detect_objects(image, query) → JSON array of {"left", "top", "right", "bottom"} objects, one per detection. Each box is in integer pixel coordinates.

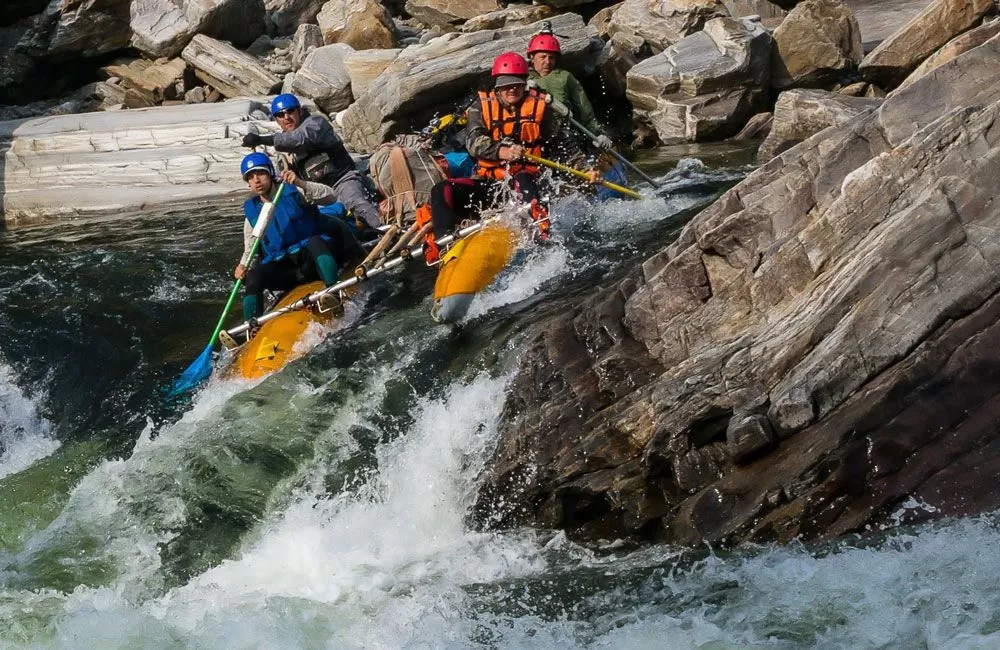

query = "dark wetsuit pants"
[
  {"left": 429, "top": 170, "right": 541, "bottom": 239},
  {"left": 243, "top": 235, "right": 338, "bottom": 320}
]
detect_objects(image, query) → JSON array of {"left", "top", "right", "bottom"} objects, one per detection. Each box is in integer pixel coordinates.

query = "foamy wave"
[{"left": 0, "top": 363, "right": 60, "bottom": 479}]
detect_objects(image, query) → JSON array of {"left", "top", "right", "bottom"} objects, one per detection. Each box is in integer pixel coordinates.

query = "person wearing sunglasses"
[
  {"left": 242, "top": 93, "right": 381, "bottom": 231},
  {"left": 428, "top": 51, "right": 597, "bottom": 245}
]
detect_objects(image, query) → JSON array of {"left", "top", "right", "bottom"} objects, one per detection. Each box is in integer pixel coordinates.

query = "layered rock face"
[{"left": 474, "top": 36, "right": 1000, "bottom": 545}]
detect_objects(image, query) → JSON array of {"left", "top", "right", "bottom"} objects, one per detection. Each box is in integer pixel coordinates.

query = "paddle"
[
  {"left": 166, "top": 182, "right": 287, "bottom": 397},
  {"left": 523, "top": 153, "right": 645, "bottom": 200},
  {"left": 526, "top": 80, "right": 663, "bottom": 191}
]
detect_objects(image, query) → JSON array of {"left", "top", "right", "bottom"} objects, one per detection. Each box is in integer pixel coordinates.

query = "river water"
[{"left": 2, "top": 150, "right": 999, "bottom": 648}]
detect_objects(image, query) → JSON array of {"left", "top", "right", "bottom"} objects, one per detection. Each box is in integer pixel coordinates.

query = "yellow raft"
[
  {"left": 229, "top": 281, "right": 334, "bottom": 380},
  {"left": 430, "top": 223, "right": 518, "bottom": 324}
]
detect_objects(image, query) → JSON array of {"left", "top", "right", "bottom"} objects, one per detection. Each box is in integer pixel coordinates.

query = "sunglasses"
[{"left": 273, "top": 109, "right": 297, "bottom": 119}]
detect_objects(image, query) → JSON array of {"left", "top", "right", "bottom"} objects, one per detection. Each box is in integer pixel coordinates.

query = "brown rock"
[
  {"left": 317, "top": 0, "right": 397, "bottom": 50},
  {"left": 771, "top": 0, "right": 863, "bottom": 89},
  {"left": 404, "top": 0, "right": 501, "bottom": 28},
  {"left": 608, "top": 0, "right": 731, "bottom": 54},
  {"left": 181, "top": 34, "right": 282, "bottom": 98},
  {"left": 894, "top": 18, "right": 1000, "bottom": 92},
  {"left": 858, "top": 0, "right": 993, "bottom": 89},
  {"left": 757, "top": 88, "right": 880, "bottom": 162}
]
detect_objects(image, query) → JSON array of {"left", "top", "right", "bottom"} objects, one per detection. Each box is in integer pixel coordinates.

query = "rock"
[
  {"left": 473, "top": 33, "right": 1000, "bottom": 547},
  {"left": 724, "top": 0, "right": 787, "bottom": 22},
  {"left": 626, "top": 17, "right": 773, "bottom": 144},
  {"left": 0, "top": 100, "right": 275, "bottom": 227},
  {"left": 858, "top": 0, "right": 993, "bottom": 89},
  {"left": 317, "top": 0, "right": 397, "bottom": 49},
  {"left": 607, "top": 0, "right": 731, "bottom": 54},
  {"left": 894, "top": 18, "right": 1000, "bottom": 92},
  {"left": 461, "top": 4, "right": 556, "bottom": 32},
  {"left": 756, "top": 88, "right": 880, "bottom": 161},
  {"left": 184, "top": 86, "right": 207, "bottom": 103},
  {"left": 338, "top": 13, "right": 602, "bottom": 152},
  {"left": 102, "top": 58, "right": 188, "bottom": 106},
  {"left": 131, "top": 0, "right": 267, "bottom": 59},
  {"left": 291, "top": 24, "right": 325, "bottom": 70},
  {"left": 181, "top": 34, "right": 282, "bottom": 98},
  {"left": 46, "top": 0, "right": 132, "bottom": 57},
  {"left": 731, "top": 110, "right": 772, "bottom": 140},
  {"left": 771, "top": 0, "right": 863, "bottom": 89},
  {"left": 266, "top": 0, "right": 326, "bottom": 35},
  {"left": 344, "top": 48, "right": 401, "bottom": 99},
  {"left": 404, "top": 0, "right": 501, "bottom": 28},
  {"left": 288, "top": 43, "right": 355, "bottom": 113}
]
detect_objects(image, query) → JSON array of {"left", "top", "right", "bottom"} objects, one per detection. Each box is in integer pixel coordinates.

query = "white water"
[{"left": 0, "top": 363, "right": 60, "bottom": 479}]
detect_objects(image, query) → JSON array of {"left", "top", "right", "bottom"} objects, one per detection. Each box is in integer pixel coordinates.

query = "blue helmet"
[
  {"left": 271, "top": 93, "right": 300, "bottom": 117},
  {"left": 240, "top": 152, "right": 275, "bottom": 180}
]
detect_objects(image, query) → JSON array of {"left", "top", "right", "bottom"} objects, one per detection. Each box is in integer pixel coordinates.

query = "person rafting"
[
  {"left": 526, "top": 23, "right": 630, "bottom": 201},
  {"left": 428, "top": 51, "right": 597, "bottom": 244},
  {"left": 526, "top": 24, "right": 612, "bottom": 152},
  {"left": 237, "top": 152, "right": 361, "bottom": 324},
  {"left": 241, "top": 93, "right": 382, "bottom": 230}
]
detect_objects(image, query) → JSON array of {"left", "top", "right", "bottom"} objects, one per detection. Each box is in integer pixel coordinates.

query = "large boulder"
[
  {"left": 181, "top": 34, "right": 282, "bottom": 98},
  {"left": 607, "top": 0, "right": 731, "bottom": 54},
  {"left": 626, "top": 17, "right": 773, "bottom": 144},
  {"left": 131, "top": 0, "right": 267, "bottom": 59},
  {"left": 756, "top": 88, "right": 880, "bottom": 161},
  {"left": 473, "top": 35, "right": 1000, "bottom": 546},
  {"left": 291, "top": 24, "right": 325, "bottom": 70},
  {"left": 317, "top": 0, "right": 397, "bottom": 50},
  {"left": 101, "top": 57, "right": 189, "bottom": 107},
  {"left": 0, "top": 100, "right": 273, "bottom": 227},
  {"left": 598, "top": 31, "right": 645, "bottom": 98},
  {"left": 338, "top": 13, "right": 603, "bottom": 152},
  {"left": 404, "top": 0, "right": 501, "bottom": 29},
  {"left": 288, "top": 43, "right": 355, "bottom": 114},
  {"left": 858, "top": 0, "right": 993, "bottom": 89},
  {"left": 771, "top": 0, "right": 863, "bottom": 89}
]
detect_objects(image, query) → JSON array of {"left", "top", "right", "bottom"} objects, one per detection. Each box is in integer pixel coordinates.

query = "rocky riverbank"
[
  {"left": 0, "top": 0, "right": 942, "bottom": 227},
  {"left": 474, "top": 2, "right": 1000, "bottom": 546}
]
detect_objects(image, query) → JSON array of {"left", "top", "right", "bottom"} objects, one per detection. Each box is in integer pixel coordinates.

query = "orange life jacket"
[{"left": 475, "top": 89, "right": 547, "bottom": 180}]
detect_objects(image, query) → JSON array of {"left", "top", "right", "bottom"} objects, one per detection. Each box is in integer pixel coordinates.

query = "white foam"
[{"left": 0, "top": 362, "right": 60, "bottom": 479}]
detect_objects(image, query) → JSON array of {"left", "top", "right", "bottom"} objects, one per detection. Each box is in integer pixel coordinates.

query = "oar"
[
  {"left": 167, "top": 182, "right": 287, "bottom": 397},
  {"left": 525, "top": 80, "right": 662, "bottom": 191},
  {"left": 523, "top": 153, "right": 644, "bottom": 200}
]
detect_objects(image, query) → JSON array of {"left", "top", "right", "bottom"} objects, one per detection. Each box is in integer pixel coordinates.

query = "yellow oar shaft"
[{"left": 524, "top": 153, "right": 644, "bottom": 200}]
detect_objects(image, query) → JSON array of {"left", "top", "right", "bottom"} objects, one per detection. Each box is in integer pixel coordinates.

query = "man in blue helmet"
[
  {"left": 242, "top": 93, "right": 381, "bottom": 230},
  {"left": 237, "top": 152, "right": 365, "bottom": 324}
]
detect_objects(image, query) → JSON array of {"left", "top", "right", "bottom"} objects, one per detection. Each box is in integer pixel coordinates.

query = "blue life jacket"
[
  {"left": 244, "top": 186, "right": 323, "bottom": 264},
  {"left": 597, "top": 161, "right": 629, "bottom": 202},
  {"left": 444, "top": 151, "right": 475, "bottom": 178}
]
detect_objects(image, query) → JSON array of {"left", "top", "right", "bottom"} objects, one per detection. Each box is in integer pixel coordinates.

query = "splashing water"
[{"left": 0, "top": 363, "right": 60, "bottom": 480}]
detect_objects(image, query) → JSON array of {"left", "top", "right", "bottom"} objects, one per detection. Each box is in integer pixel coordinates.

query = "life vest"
[
  {"left": 475, "top": 89, "right": 546, "bottom": 180},
  {"left": 244, "top": 186, "right": 323, "bottom": 264}
]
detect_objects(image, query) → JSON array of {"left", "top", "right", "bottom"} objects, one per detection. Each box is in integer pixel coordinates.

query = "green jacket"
[{"left": 528, "top": 68, "right": 603, "bottom": 137}]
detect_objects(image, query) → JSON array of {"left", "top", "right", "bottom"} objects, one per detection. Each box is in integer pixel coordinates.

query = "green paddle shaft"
[
  {"left": 203, "top": 181, "right": 287, "bottom": 348},
  {"left": 524, "top": 153, "right": 644, "bottom": 200}
]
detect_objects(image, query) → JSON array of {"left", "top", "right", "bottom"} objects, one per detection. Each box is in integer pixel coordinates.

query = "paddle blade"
[{"left": 167, "top": 345, "right": 215, "bottom": 398}]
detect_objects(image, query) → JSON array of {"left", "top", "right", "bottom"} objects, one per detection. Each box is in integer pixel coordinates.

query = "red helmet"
[
  {"left": 491, "top": 51, "right": 529, "bottom": 78},
  {"left": 527, "top": 33, "right": 561, "bottom": 56}
]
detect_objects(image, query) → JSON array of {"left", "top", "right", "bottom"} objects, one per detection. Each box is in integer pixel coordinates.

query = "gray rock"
[
  {"left": 727, "top": 413, "right": 776, "bottom": 462},
  {"left": 344, "top": 48, "right": 402, "bottom": 99},
  {"left": 757, "top": 88, "right": 880, "bottom": 162},
  {"left": 405, "top": 0, "right": 501, "bottom": 28},
  {"left": 181, "top": 34, "right": 282, "bottom": 98},
  {"left": 1, "top": 100, "right": 275, "bottom": 227},
  {"left": 608, "top": 0, "right": 731, "bottom": 54},
  {"left": 461, "top": 4, "right": 556, "bottom": 32},
  {"left": 266, "top": 0, "right": 326, "bottom": 35},
  {"left": 894, "top": 18, "right": 1000, "bottom": 92},
  {"left": 291, "top": 24, "right": 325, "bottom": 70},
  {"left": 131, "top": 0, "right": 267, "bottom": 59},
  {"left": 626, "top": 17, "right": 773, "bottom": 144},
  {"left": 289, "top": 43, "right": 355, "bottom": 113}
]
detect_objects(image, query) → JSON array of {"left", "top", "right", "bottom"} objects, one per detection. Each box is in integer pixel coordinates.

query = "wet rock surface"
[{"left": 475, "top": 36, "right": 1000, "bottom": 546}]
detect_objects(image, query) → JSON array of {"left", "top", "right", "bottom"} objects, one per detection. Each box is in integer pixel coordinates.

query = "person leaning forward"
[
  {"left": 242, "top": 93, "right": 382, "bottom": 230},
  {"left": 428, "top": 52, "right": 598, "bottom": 244}
]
